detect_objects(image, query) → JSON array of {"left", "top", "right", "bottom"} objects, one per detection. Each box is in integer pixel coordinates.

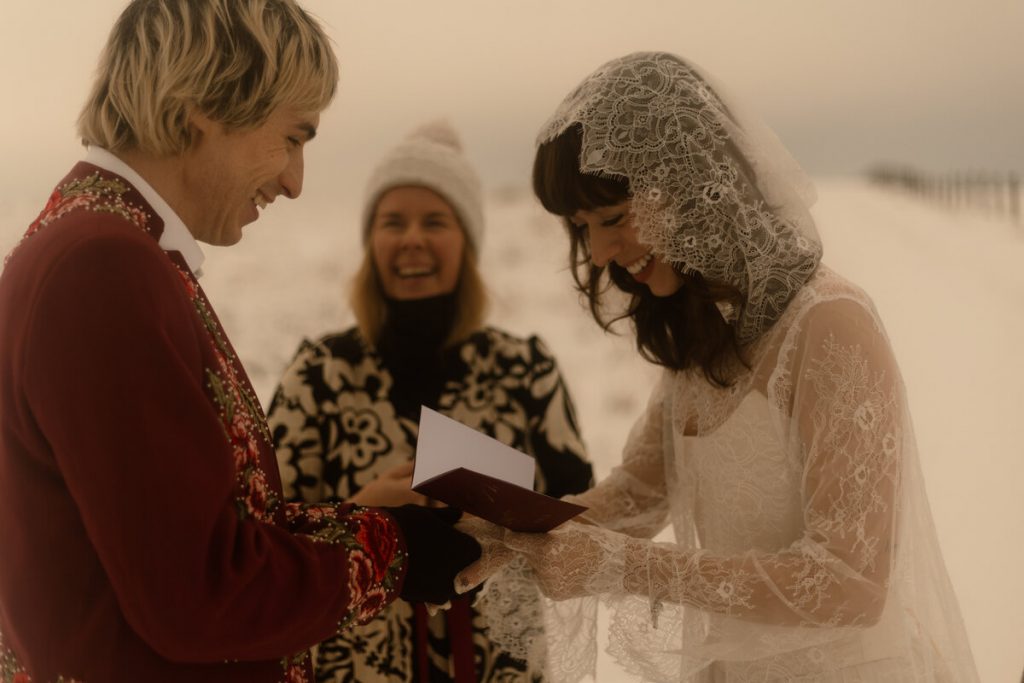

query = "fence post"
[
  {"left": 1010, "top": 172, "right": 1020, "bottom": 224},
  {"left": 868, "top": 165, "right": 1021, "bottom": 225},
  {"left": 994, "top": 172, "right": 1005, "bottom": 214}
]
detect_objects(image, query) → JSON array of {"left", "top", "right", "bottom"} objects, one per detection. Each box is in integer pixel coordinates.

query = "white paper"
[{"left": 412, "top": 406, "right": 535, "bottom": 489}]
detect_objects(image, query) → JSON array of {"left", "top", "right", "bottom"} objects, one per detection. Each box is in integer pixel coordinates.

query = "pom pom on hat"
[
  {"left": 411, "top": 120, "right": 463, "bottom": 151},
  {"left": 362, "top": 120, "right": 484, "bottom": 252}
]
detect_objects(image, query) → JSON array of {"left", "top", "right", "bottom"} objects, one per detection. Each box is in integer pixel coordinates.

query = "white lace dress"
[{"left": 480, "top": 266, "right": 978, "bottom": 682}]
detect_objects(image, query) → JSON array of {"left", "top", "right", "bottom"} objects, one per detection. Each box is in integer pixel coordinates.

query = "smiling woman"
[
  {"left": 266, "top": 120, "right": 594, "bottom": 682},
  {"left": 370, "top": 185, "right": 467, "bottom": 301},
  {"left": 455, "top": 50, "right": 981, "bottom": 683},
  {"left": 569, "top": 201, "right": 684, "bottom": 296}
]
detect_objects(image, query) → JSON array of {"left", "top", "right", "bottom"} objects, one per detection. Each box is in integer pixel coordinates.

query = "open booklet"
[{"left": 411, "top": 406, "right": 587, "bottom": 532}]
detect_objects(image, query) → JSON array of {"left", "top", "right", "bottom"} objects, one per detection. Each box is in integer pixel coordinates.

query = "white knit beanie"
[{"left": 362, "top": 120, "right": 484, "bottom": 252}]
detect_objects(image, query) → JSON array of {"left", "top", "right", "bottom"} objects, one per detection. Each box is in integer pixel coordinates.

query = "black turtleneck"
[{"left": 376, "top": 292, "right": 460, "bottom": 417}]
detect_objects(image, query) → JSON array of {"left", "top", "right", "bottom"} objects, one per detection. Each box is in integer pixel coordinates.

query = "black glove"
[{"left": 381, "top": 505, "right": 482, "bottom": 604}]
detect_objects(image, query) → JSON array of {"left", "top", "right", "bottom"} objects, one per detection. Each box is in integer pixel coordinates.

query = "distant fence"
[{"left": 866, "top": 165, "right": 1021, "bottom": 223}]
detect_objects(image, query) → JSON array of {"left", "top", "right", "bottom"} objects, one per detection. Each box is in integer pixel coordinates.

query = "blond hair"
[
  {"left": 350, "top": 245, "right": 489, "bottom": 348},
  {"left": 78, "top": 0, "right": 338, "bottom": 155}
]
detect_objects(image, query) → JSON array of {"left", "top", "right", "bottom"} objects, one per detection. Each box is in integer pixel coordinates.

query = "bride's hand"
[
  {"left": 455, "top": 518, "right": 626, "bottom": 601},
  {"left": 501, "top": 522, "right": 625, "bottom": 601},
  {"left": 453, "top": 516, "right": 514, "bottom": 594}
]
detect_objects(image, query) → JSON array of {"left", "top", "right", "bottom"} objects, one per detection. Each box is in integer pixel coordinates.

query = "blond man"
[{"left": 0, "top": 2, "right": 479, "bottom": 681}]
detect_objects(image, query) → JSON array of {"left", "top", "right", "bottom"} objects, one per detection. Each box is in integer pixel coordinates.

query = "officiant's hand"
[
  {"left": 350, "top": 462, "right": 432, "bottom": 508},
  {"left": 382, "top": 505, "right": 481, "bottom": 604}
]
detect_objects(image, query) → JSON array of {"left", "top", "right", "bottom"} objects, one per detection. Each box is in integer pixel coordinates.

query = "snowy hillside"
[{"left": 2, "top": 178, "right": 1021, "bottom": 681}]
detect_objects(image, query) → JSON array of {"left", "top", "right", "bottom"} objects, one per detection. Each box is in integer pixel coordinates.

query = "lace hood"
[{"left": 537, "top": 51, "right": 823, "bottom": 344}]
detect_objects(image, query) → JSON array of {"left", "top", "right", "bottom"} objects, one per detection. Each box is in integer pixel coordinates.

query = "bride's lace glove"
[
  {"left": 381, "top": 505, "right": 481, "bottom": 604},
  {"left": 453, "top": 515, "right": 514, "bottom": 594},
  {"left": 500, "top": 521, "right": 630, "bottom": 601}
]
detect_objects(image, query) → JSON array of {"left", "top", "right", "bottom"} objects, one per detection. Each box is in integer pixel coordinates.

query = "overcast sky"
[{"left": 1, "top": 0, "right": 1021, "bottom": 214}]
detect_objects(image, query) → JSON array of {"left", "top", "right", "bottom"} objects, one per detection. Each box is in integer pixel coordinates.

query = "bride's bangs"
[{"left": 533, "top": 124, "right": 629, "bottom": 218}]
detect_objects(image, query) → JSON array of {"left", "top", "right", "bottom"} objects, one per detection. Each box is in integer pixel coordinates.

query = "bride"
[{"left": 457, "top": 51, "right": 979, "bottom": 682}]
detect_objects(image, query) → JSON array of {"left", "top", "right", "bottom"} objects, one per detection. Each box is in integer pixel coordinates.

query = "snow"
[{"left": 3, "top": 178, "right": 1022, "bottom": 681}]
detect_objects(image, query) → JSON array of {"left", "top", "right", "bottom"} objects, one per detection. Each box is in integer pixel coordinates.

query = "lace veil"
[{"left": 537, "top": 51, "right": 822, "bottom": 343}]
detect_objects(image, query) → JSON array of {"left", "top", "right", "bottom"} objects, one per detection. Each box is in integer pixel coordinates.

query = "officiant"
[{"left": 266, "top": 119, "right": 593, "bottom": 682}]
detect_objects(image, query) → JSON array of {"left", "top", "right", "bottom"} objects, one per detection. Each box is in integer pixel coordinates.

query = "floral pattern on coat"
[
  {"left": 267, "top": 326, "right": 593, "bottom": 682},
  {"left": 5, "top": 173, "right": 152, "bottom": 270},
  {"left": 170, "top": 261, "right": 279, "bottom": 521}
]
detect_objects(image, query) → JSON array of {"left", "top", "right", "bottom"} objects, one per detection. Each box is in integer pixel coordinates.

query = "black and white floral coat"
[{"left": 267, "top": 325, "right": 592, "bottom": 682}]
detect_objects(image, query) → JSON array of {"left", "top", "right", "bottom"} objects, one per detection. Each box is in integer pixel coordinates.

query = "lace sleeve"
[
  {"left": 622, "top": 299, "right": 900, "bottom": 628},
  {"left": 484, "top": 299, "right": 907, "bottom": 680},
  {"left": 564, "top": 371, "right": 672, "bottom": 539},
  {"left": 466, "top": 374, "right": 672, "bottom": 679}
]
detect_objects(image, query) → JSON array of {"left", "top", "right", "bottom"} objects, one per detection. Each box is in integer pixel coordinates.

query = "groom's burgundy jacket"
[{"left": 0, "top": 163, "right": 406, "bottom": 682}]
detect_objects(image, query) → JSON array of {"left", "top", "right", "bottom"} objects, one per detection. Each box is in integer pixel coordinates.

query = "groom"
[{"left": 0, "top": 1, "right": 479, "bottom": 681}]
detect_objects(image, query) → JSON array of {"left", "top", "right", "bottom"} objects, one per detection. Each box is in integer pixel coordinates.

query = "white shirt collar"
[{"left": 84, "top": 147, "right": 206, "bottom": 278}]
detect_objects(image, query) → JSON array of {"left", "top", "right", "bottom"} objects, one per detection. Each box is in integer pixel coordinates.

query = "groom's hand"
[{"left": 382, "top": 505, "right": 481, "bottom": 604}]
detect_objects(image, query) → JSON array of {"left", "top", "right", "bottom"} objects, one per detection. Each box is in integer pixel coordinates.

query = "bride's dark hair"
[{"left": 533, "top": 124, "right": 747, "bottom": 387}]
